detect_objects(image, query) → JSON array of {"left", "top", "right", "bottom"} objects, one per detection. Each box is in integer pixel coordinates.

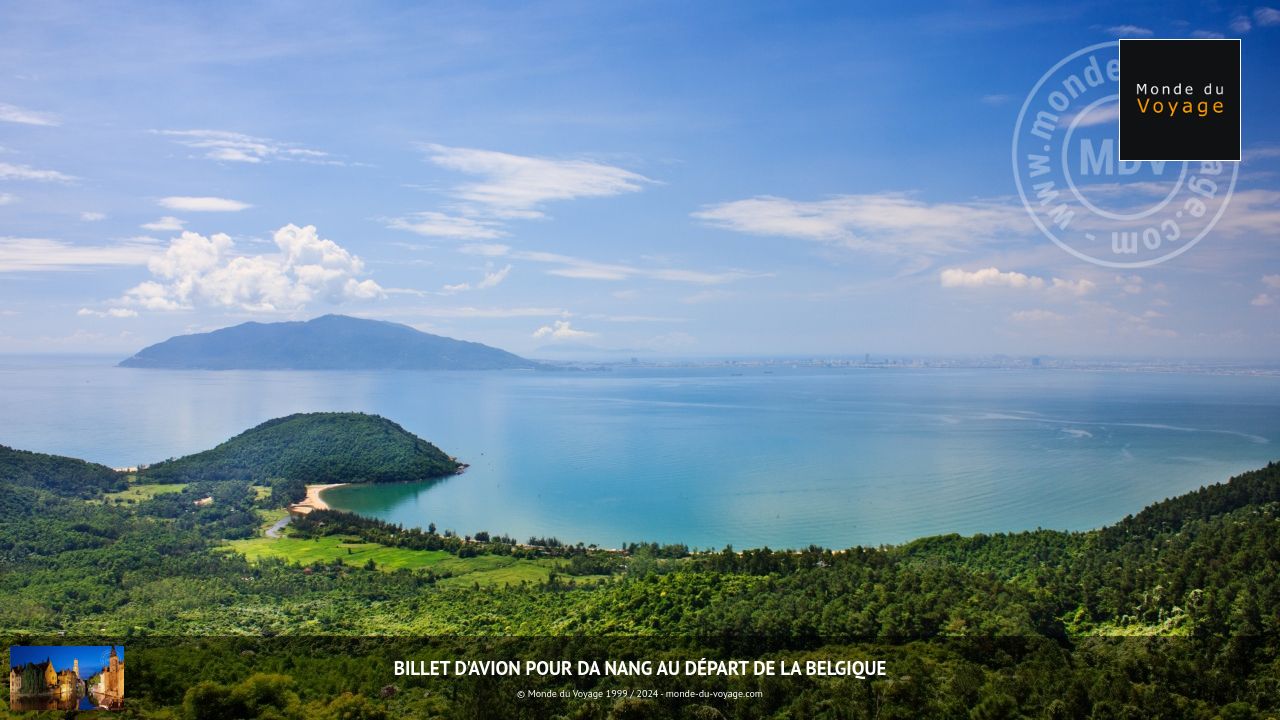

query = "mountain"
[
  {"left": 118, "top": 314, "right": 542, "bottom": 370},
  {"left": 139, "top": 412, "right": 462, "bottom": 485}
]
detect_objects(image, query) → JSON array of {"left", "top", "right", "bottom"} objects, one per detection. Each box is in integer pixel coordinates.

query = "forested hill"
[
  {"left": 0, "top": 444, "right": 124, "bottom": 498},
  {"left": 139, "top": 412, "right": 462, "bottom": 486},
  {"left": 118, "top": 314, "right": 543, "bottom": 370}
]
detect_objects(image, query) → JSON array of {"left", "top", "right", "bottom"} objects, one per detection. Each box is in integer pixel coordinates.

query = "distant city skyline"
[{"left": 1, "top": 1, "right": 1278, "bottom": 359}]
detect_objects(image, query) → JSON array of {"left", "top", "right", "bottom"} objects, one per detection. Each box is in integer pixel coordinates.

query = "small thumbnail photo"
[{"left": 9, "top": 645, "right": 124, "bottom": 712}]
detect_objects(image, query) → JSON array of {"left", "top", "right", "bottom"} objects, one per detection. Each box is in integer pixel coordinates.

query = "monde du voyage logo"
[{"left": 1013, "top": 40, "right": 1240, "bottom": 268}]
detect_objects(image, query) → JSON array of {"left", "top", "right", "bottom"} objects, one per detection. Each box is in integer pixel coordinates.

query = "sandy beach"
[{"left": 288, "top": 483, "right": 348, "bottom": 515}]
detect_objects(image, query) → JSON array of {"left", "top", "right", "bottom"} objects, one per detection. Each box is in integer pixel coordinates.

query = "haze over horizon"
[{"left": 1, "top": 2, "right": 1279, "bottom": 360}]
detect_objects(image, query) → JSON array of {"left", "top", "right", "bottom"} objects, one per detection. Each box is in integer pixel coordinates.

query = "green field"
[
  {"left": 98, "top": 481, "right": 188, "bottom": 504},
  {"left": 224, "top": 534, "right": 575, "bottom": 586}
]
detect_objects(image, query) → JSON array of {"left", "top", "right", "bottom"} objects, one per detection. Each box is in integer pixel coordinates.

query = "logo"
[{"left": 1012, "top": 42, "right": 1237, "bottom": 268}]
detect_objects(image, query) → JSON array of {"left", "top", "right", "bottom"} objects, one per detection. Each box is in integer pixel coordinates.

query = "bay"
[{"left": 1, "top": 354, "right": 1276, "bottom": 549}]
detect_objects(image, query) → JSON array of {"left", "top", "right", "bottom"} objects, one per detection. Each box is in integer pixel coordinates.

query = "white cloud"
[
  {"left": 415, "top": 306, "right": 562, "bottom": 319},
  {"left": 459, "top": 243, "right": 511, "bottom": 257},
  {"left": 1230, "top": 15, "right": 1252, "bottom": 33},
  {"left": 142, "top": 216, "right": 186, "bottom": 231},
  {"left": 1050, "top": 277, "right": 1097, "bottom": 295},
  {"left": 477, "top": 264, "right": 511, "bottom": 289},
  {"left": 158, "top": 196, "right": 251, "bottom": 212},
  {"left": 418, "top": 143, "right": 653, "bottom": 219},
  {"left": 0, "top": 193, "right": 15, "bottom": 205},
  {"left": 1190, "top": 30, "right": 1225, "bottom": 38},
  {"left": 1105, "top": 24, "right": 1154, "bottom": 36},
  {"left": 1244, "top": 144, "right": 1280, "bottom": 161},
  {"left": 1254, "top": 7, "right": 1280, "bottom": 26},
  {"left": 115, "top": 224, "right": 383, "bottom": 312},
  {"left": 1251, "top": 293, "right": 1274, "bottom": 307},
  {"left": 77, "top": 307, "right": 138, "bottom": 318},
  {"left": 440, "top": 264, "right": 513, "bottom": 294},
  {"left": 0, "top": 162, "right": 75, "bottom": 182},
  {"left": 1208, "top": 190, "right": 1280, "bottom": 236},
  {"left": 1010, "top": 309, "right": 1066, "bottom": 323},
  {"left": 941, "top": 267, "right": 1040, "bottom": 289},
  {"left": 0, "top": 103, "right": 59, "bottom": 126},
  {"left": 1262, "top": 274, "right": 1280, "bottom": 289},
  {"left": 940, "top": 267, "right": 1095, "bottom": 295},
  {"left": 1119, "top": 274, "right": 1144, "bottom": 295},
  {"left": 694, "top": 192, "right": 1023, "bottom": 254},
  {"left": 386, "top": 211, "right": 505, "bottom": 239},
  {"left": 512, "top": 250, "right": 765, "bottom": 285},
  {"left": 533, "top": 320, "right": 595, "bottom": 340},
  {"left": 156, "top": 129, "right": 337, "bottom": 164},
  {"left": 80, "top": 212, "right": 106, "bottom": 222},
  {"left": 1065, "top": 101, "right": 1119, "bottom": 128},
  {"left": 0, "top": 237, "right": 160, "bottom": 271}
]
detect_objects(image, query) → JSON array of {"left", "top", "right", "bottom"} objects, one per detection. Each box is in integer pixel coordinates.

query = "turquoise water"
[{"left": 1, "top": 355, "right": 1277, "bottom": 549}]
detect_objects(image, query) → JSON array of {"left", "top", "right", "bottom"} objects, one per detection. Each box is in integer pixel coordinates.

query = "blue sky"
[
  {"left": 10, "top": 645, "right": 121, "bottom": 678},
  {"left": 1, "top": 1, "right": 1278, "bottom": 359}
]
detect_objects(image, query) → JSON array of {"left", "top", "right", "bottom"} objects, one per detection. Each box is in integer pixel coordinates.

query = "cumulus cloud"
[
  {"left": 142, "top": 216, "right": 186, "bottom": 232},
  {"left": 0, "top": 237, "right": 160, "bottom": 271},
  {"left": 0, "top": 162, "right": 75, "bottom": 182},
  {"left": 0, "top": 102, "right": 59, "bottom": 126},
  {"left": 694, "top": 192, "right": 1024, "bottom": 255},
  {"left": 156, "top": 129, "right": 337, "bottom": 164},
  {"left": 1251, "top": 293, "right": 1274, "bottom": 307},
  {"left": 158, "top": 196, "right": 251, "bottom": 212},
  {"left": 1230, "top": 15, "right": 1252, "bottom": 33},
  {"left": 1262, "top": 274, "right": 1280, "bottom": 289},
  {"left": 533, "top": 320, "right": 595, "bottom": 340},
  {"left": 115, "top": 224, "right": 383, "bottom": 312},
  {"left": 939, "top": 267, "right": 1095, "bottom": 295}
]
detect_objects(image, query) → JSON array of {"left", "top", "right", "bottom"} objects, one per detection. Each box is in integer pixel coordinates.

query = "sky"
[
  {"left": 0, "top": 1, "right": 1278, "bottom": 360},
  {"left": 10, "top": 645, "right": 122, "bottom": 678}
]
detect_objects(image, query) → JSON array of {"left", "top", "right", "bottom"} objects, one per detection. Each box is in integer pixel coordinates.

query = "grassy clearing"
[
  {"left": 222, "top": 534, "right": 572, "bottom": 586},
  {"left": 98, "top": 482, "right": 187, "bottom": 504}
]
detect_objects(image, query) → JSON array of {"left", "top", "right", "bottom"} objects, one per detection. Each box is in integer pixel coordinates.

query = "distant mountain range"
[{"left": 118, "top": 314, "right": 543, "bottom": 370}]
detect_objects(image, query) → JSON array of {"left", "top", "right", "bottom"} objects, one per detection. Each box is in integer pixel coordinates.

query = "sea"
[{"left": 2, "top": 354, "right": 1277, "bottom": 550}]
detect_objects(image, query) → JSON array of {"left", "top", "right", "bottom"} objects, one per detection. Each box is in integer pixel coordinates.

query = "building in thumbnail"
[
  {"left": 93, "top": 646, "right": 124, "bottom": 708},
  {"left": 9, "top": 656, "right": 80, "bottom": 699}
]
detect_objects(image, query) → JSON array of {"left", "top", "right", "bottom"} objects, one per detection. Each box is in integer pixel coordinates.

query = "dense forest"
[
  {"left": 1, "top": 421, "right": 1277, "bottom": 719},
  {"left": 138, "top": 412, "right": 462, "bottom": 498}
]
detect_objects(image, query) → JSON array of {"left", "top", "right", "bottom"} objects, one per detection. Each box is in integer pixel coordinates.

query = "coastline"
[{"left": 288, "top": 483, "right": 348, "bottom": 515}]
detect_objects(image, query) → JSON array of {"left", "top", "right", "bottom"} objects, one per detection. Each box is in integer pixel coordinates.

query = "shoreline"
[{"left": 288, "top": 483, "right": 348, "bottom": 515}]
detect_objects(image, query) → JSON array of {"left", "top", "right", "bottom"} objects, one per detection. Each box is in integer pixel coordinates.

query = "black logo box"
[{"left": 1119, "top": 38, "right": 1241, "bottom": 162}]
